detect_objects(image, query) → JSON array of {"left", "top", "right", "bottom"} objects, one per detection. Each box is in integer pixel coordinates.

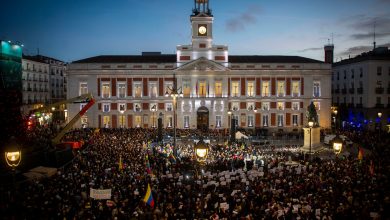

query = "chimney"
[{"left": 324, "top": 44, "right": 334, "bottom": 64}]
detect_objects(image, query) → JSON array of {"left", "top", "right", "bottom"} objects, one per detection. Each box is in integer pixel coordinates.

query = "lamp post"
[
  {"left": 4, "top": 137, "right": 22, "bottom": 187},
  {"left": 194, "top": 138, "right": 209, "bottom": 162},
  {"left": 308, "top": 120, "right": 314, "bottom": 161},
  {"left": 377, "top": 112, "right": 382, "bottom": 135},
  {"left": 332, "top": 135, "right": 343, "bottom": 156},
  {"left": 165, "top": 74, "right": 183, "bottom": 157},
  {"left": 227, "top": 109, "right": 236, "bottom": 144},
  {"left": 333, "top": 109, "right": 338, "bottom": 131}
]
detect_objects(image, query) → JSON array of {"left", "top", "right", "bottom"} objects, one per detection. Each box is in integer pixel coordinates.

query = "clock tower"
[
  {"left": 176, "top": 0, "right": 228, "bottom": 65},
  {"left": 191, "top": 0, "right": 213, "bottom": 49}
]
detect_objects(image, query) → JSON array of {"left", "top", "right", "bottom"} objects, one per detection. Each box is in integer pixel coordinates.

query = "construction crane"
[{"left": 29, "top": 93, "right": 95, "bottom": 146}]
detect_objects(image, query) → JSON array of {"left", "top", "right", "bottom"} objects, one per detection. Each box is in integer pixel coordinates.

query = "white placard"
[{"left": 90, "top": 188, "right": 111, "bottom": 200}]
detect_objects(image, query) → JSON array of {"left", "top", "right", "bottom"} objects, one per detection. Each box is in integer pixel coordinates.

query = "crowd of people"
[{"left": 1, "top": 127, "right": 389, "bottom": 219}]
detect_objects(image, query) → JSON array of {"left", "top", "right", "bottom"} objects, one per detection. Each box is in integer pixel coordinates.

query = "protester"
[{"left": 1, "top": 128, "right": 389, "bottom": 219}]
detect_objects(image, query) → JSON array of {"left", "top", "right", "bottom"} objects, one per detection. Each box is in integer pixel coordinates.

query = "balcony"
[
  {"left": 357, "top": 87, "right": 363, "bottom": 94},
  {"left": 375, "top": 87, "right": 384, "bottom": 94},
  {"left": 347, "top": 103, "right": 354, "bottom": 108},
  {"left": 375, "top": 103, "right": 384, "bottom": 108},
  {"left": 341, "top": 88, "right": 347, "bottom": 94},
  {"left": 27, "top": 88, "right": 32, "bottom": 91},
  {"left": 334, "top": 89, "right": 340, "bottom": 94},
  {"left": 356, "top": 103, "right": 363, "bottom": 108},
  {"left": 349, "top": 88, "right": 355, "bottom": 94}
]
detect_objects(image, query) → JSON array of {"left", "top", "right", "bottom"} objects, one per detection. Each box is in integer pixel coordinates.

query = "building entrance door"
[{"left": 197, "top": 106, "right": 209, "bottom": 131}]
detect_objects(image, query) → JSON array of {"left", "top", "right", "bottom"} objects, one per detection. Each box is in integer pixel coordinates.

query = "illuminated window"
[
  {"left": 149, "top": 83, "right": 158, "bottom": 98},
  {"left": 103, "top": 104, "right": 110, "bottom": 112},
  {"left": 247, "top": 102, "right": 255, "bottom": 111},
  {"left": 313, "top": 81, "right": 321, "bottom": 97},
  {"left": 102, "top": 83, "right": 110, "bottom": 98},
  {"left": 119, "top": 103, "right": 126, "bottom": 112},
  {"left": 166, "top": 103, "right": 173, "bottom": 112},
  {"left": 80, "top": 83, "right": 88, "bottom": 95},
  {"left": 103, "top": 116, "right": 110, "bottom": 128},
  {"left": 118, "top": 83, "right": 126, "bottom": 98},
  {"left": 262, "top": 114, "right": 269, "bottom": 127},
  {"left": 134, "top": 83, "right": 142, "bottom": 98},
  {"left": 232, "top": 81, "right": 239, "bottom": 97},
  {"left": 215, "top": 81, "right": 222, "bottom": 97},
  {"left": 165, "top": 82, "right": 173, "bottom": 95},
  {"left": 199, "top": 82, "right": 207, "bottom": 97},
  {"left": 81, "top": 116, "right": 88, "bottom": 128},
  {"left": 167, "top": 116, "right": 173, "bottom": 128},
  {"left": 216, "top": 115, "right": 222, "bottom": 128},
  {"left": 262, "top": 102, "right": 270, "bottom": 111},
  {"left": 150, "top": 114, "right": 157, "bottom": 128},
  {"left": 134, "top": 103, "right": 141, "bottom": 112},
  {"left": 135, "top": 116, "right": 142, "bottom": 128},
  {"left": 231, "top": 102, "right": 239, "bottom": 111},
  {"left": 262, "top": 81, "right": 270, "bottom": 97},
  {"left": 277, "top": 81, "right": 285, "bottom": 96},
  {"left": 292, "top": 114, "right": 298, "bottom": 126},
  {"left": 277, "top": 102, "right": 284, "bottom": 110},
  {"left": 247, "top": 81, "right": 254, "bottom": 97},
  {"left": 150, "top": 103, "right": 157, "bottom": 112},
  {"left": 184, "top": 116, "right": 190, "bottom": 128},
  {"left": 292, "top": 81, "right": 300, "bottom": 97},
  {"left": 277, "top": 114, "right": 284, "bottom": 127},
  {"left": 183, "top": 81, "right": 191, "bottom": 97},
  {"left": 247, "top": 115, "right": 254, "bottom": 127},
  {"left": 292, "top": 102, "right": 299, "bottom": 110},
  {"left": 119, "top": 115, "right": 126, "bottom": 128}
]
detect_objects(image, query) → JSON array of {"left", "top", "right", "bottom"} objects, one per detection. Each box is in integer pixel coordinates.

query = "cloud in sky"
[
  {"left": 297, "top": 47, "right": 322, "bottom": 53},
  {"left": 225, "top": 5, "right": 262, "bottom": 32},
  {"left": 351, "top": 32, "right": 390, "bottom": 40},
  {"left": 336, "top": 42, "right": 390, "bottom": 57}
]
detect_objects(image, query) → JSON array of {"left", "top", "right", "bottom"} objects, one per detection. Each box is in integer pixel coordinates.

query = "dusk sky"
[{"left": 1, "top": 0, "right": 390, "bottom": 62}]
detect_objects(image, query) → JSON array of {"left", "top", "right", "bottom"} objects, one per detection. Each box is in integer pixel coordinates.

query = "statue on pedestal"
[{"left": 306, "top": 102, "right": 319, "bottom": 127}]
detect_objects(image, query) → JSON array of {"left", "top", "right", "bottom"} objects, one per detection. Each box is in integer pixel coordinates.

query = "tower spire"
[
  {"left": 373, "top": 19, "right": 376, "bottom": 50},
  {"left": 193, "top": 0, "right": 212, "bottom": 16}
]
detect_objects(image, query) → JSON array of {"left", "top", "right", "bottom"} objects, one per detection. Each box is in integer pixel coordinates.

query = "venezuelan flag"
[{"left": 143, "top": 184, "right": 154, "bottom": 208}]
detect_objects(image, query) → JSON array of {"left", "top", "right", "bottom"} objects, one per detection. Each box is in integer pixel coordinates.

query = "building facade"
[
  {"left": 67, "top": 1, "right": 332, "bottom": 131},
  {"left": 332, "top": 47, "right": 390, "bottom": 130},
  {"left": 21, "top": 55, "right": 67, "bottom": 123}
]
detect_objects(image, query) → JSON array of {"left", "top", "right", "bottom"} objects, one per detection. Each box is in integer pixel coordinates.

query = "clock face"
[{"left": 198, "top": 25, "right": 207, "bottom": 35}]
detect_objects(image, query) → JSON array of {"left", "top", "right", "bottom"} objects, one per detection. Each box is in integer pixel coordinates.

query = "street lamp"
[
  {"left": 228, "top": 109, "right": 236, "bottom": 143},
  {"left": 4, "top": 137, "right": 22, "bottom": 168},
  {"left": 4, "top": 137, "right": 22, "bottom": 188},
  {"left": 332, "top": 135, "right": 343, "bottom": 155},
  {"left": 165, "top": 73, "right": 183, "bottom": 157},
  {"left": 194, "top": 138, "right": 209, "bottom": 162},
  {"left": 308, "top": 120, "right": 314, "bottom": 161},
  {"left": 377, "top": 112, "right": 382, "bottom": 135}
]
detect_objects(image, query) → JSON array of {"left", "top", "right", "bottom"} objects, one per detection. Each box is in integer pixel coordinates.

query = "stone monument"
[{"left": 301, "top": 102, "right": 322, "bottom": 153}]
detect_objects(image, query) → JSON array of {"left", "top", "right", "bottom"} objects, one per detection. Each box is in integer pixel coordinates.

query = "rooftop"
[
  {"left": 333, "top": 47, "right": 390, "bottom": 67},
  {"left": 72, "top": 54, "right": 324, "bottom": 64}
]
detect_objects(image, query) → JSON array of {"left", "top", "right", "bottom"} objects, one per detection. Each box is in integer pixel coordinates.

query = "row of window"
[
  {"left": 80, "top": 80, "right": 321, "bottom": 98},
  {"left": 96, "top": 101, "right": 319, "bottom": 113},
  {"left": 335, "top": 96, "right": 390, "bottom": 105},
  {"left": 96, "top": 114, "right": 302, "bottom": 129},
  {"left": 334, "top": 66, "right": 390, "bottom": 81}
]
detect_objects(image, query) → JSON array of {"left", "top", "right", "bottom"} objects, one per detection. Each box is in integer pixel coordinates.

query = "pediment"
[{"left": 175, "top": 57, "right": 229, "bottom": 72}]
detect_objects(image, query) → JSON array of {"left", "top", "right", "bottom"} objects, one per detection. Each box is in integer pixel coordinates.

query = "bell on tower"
[{"left": 192, "top": 0, "right": 212, "bottom": 16}]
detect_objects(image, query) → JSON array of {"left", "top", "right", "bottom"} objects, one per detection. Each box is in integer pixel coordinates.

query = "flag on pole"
[
  {"left": 357, "top": 147, "right": 364, "bottom": 161},
  {"left": 145, "top": 155, "right": 151, "bottom": 174},
  {"left": 118, "top": 155, "right": 123, "bottom": 171},
  {"left": 143, "top": 184, "right": 155, "bottom": 208}
]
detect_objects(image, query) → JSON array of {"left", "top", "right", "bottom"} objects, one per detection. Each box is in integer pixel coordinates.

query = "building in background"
[
  {"left": 332, "top": 47, "right": 390, "bottom": 131},
  {"left": 21, "top": 55, "right": 67, "bottom": 124},
  {"left": 0, "top": 40, "right": 25, "bottom": 139},
  {"left": 67, "top": 1, "right": 332, "bottom": 131}
]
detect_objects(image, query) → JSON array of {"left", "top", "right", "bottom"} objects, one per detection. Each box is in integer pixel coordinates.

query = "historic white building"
[{"left": 67, "top": 1, "right": 332, "bottom": 131}]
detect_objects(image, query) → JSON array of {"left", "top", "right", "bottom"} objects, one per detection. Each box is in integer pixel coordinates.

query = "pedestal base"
[{"left": 301, "top": 127, "right": 322, "bottom": 153}]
